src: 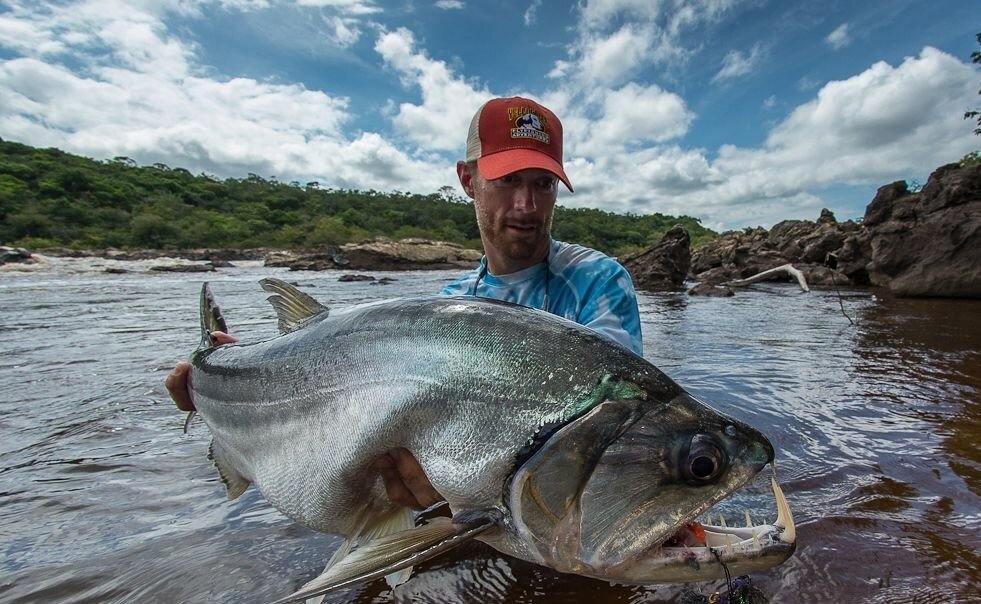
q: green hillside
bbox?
[0,140,715,256]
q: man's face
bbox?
[460,164,559,273]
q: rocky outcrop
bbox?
[270,238,482,271]
[627,162,981,298]
[1,246,33,264]
[859,163,981,297]
[338,274,376,282]
[149,263,216,273]
[687,211,860,288]
[620,225,691,291]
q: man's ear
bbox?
[456,161,476,199]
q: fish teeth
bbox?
[744,511,753,528]
[771,471,797,544]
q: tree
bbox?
[965,32,981,136]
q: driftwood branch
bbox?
[724,263,810,292]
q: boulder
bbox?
[863,163,981,297]
[149,263,216,273]
[338,274,376,282]
[679,161,981,297]
[0,246,33,264]
[620,225,691,291]
[273,238,482,272]
[688,210,858,288]
[687,283,734,297]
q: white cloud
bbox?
[576,24,655,87]
[712,42,764,82]
[0,0,976,234]
[0,1,456,194]
[322,14,363,47]
[798,76,822,91]
[560,47,979,229]
[524,0,542,26]
[759,48,975,177]
[589,83,694,149]
[434,0,465,9]
[556,0,739,88]
[293,0,381,14]
[826,23,850,49]
[374,28,491,152]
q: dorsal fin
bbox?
[199,282,228,349]
[259,278,329,334]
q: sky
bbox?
[0,0,978,231]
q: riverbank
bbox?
[5,161,979,298]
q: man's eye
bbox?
[537,179,556,190]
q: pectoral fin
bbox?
[208,439,250,500]
[269,510,501,604]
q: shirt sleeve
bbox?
[576,263,644,356]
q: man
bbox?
[166,96,642,509]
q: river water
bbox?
[1,257,978,603]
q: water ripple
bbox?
[0,267,978,603]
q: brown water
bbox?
[1,260,978,603]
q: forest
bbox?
[0,140,716,257]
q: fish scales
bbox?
[186,283,796,601]
[191,296,660,533]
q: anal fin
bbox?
[208,439,251,500]
[304,506,414,604]
[271,509,501,604]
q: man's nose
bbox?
[512,181,537,213]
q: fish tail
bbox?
[199,282,229,349]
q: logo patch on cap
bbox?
[507,106,550,144]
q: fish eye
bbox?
[682,434,727,483]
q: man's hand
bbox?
[165,331,237,412]
[371,448,444,510]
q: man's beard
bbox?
[476,205,553,265]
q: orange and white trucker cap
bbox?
[465,96,573,192]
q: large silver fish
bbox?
[186,278,796,603]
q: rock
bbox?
[0,246,33,264]
[264,251,304,268]
[621,225,691,291]
[208,259,235,268]
[336,238,482,271]
[683,162,981,298]
[687,283,734,297]
[372,277,397,285]
[275,238,482,272]
[863,163,981,297]
[338,274,375,282]
[149,263,216,273]
[104,267,130,274]
[689,210,862,287]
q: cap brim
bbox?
[477,149,573,192]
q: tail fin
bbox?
[199,282,229,349]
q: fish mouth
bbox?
[616,469,797,583]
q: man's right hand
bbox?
[165,331,237,412]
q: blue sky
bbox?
[0,0,978,230]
